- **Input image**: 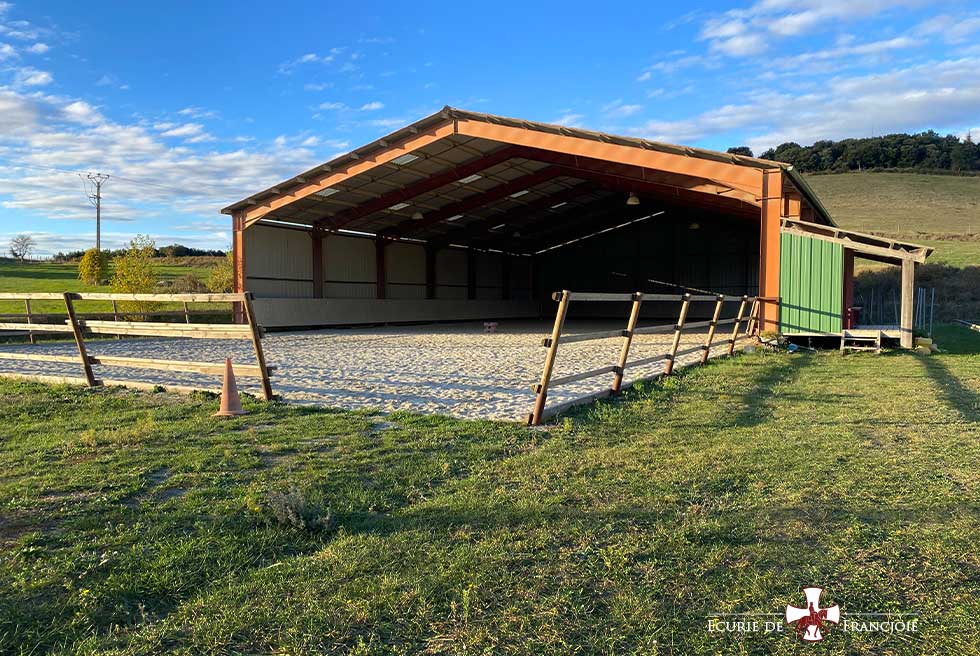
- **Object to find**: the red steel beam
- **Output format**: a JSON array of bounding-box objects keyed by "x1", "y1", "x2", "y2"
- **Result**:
[
  {"x1": 380, "y1": 166, "x2": 566, "y2": 239},
  {"x1": 427, "y1": 181, "x2": 596, "y2": 248},
  {"x1": 312, "y1": 145, "x2": 523, "y2": 231}
]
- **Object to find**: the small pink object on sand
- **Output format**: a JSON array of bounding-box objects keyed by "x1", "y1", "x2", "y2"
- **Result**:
[{"x1": 483, "y1": 321, "x2": 499, "y2": 333}]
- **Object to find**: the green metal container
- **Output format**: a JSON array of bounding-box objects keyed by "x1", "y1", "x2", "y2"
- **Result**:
[{"x1": 779, "y1": 232, "x2": 843, "y2": 333}]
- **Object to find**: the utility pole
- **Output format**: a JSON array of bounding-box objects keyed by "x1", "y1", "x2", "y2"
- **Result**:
[{"x1": 82, "y1": 173, "x2": 110, "y2": 251}]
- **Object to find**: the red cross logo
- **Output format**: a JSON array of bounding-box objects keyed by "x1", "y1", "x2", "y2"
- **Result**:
[{"x1": 786, "y1": 587, "x2": 840, "y2": 642}]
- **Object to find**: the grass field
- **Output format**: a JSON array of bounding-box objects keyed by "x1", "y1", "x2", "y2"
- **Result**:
[
  {"x1": 805, "y1": 172, "x2": 980, "y2": 236},
  {"x1": 0, "y1": 259, "x2": 220, "y2": 315},
  {"x1": 1, "y1": 324, "x2": 979, "y2": 654}
]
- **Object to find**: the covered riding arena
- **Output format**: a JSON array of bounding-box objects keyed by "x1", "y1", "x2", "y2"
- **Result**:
[
  {"x1": 216, "y1": 107, "x2": 932, "y2": 421},
  {"x1": 0, "y1": 108, "x2": 932, "y2": 422}
]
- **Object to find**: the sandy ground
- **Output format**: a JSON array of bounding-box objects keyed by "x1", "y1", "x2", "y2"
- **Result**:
[{"x1": 0, "y1": 321, "x2": 750, "y2": 421}]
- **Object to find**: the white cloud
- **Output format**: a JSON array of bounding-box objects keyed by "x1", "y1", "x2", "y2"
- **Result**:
[
  {"x1": 318, "y1": 101, "x2": 346, "y2": 110},
  {"x1": 552, "y1": 112, "x2": 584, "y2": 127},
  {"x1": 159, "y1": 123, "x2": 205, "y2": 138},
  {"x1": 16, "y1": 67, "x2": 52, "y2": 86},
  {"x1": 62, "y1": 100, "x2": 102, "y2": 125},
  {"x1": 27, "y1": 42, "x2": 48, "y2": 54},
  {"x1": 602, "y1": 100, "x2": 643, "y2": 118},
  {"x1": 360, "y1": 101, "x2": 384, "y2": 111},
  {"x1": 917, "y1": 12, "x2": 980, "y2": 44},
  {"x1": 0, "y1": 41, "x2": 14, "y2": 59},
  {"x1": 303, "y1": 82, "x2": 332, "y2": 92},
  {"x1": 636, "y1": 71, "x2": 651, "y2": 82},
  {"x1": 698, "y1": 0, "x2": 922, "y2": 57},
  {"x1": 623, "y1": 57, "x2": 980, "y2": 154}
]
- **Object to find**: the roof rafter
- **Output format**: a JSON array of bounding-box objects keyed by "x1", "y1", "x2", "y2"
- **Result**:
[
  {"x1": 311, "y1": 145, "x2": 525, "y2": 231},
  {"x1": 427, "y1": 181, "x2": 597, "y2": 248},
  {"x1": 379, "y1": 166, "x2": 567, "y2": 239}
]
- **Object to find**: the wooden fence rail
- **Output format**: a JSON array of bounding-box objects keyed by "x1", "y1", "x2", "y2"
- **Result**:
[
  {"x1": 528, "y1": 290, "x2": 764, "y2": 425},
  {"x1": 0, "y1": 291, "x2": 274, "y2": 400}
]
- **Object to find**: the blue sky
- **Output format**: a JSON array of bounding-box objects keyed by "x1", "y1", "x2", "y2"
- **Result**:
[{"x1": 1, "y1": 0, "x2": 978, "y2": 256}]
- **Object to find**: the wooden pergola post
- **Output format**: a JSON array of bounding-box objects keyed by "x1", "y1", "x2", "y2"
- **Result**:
[
  {"x1": 611, "y1": 292, "x2": 643, "y2": 393},
  {"x1": 24, "y1": 299, "x2": 36, "y2": 345},
  {"x1": 759, "y1": 169, "x2": 783, "y2": 333},
  {"x1": 699, "y1": 294, "x2": 725, "y2": 365},
  {"x1": 900, "y1": 259, "x2": 915, "y2": 348},
  {"x1": 530, "y1": 290, "x2": 570, "y2": 425}
]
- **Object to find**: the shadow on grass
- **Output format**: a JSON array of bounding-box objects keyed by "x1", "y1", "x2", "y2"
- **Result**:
[
  {"x1": 918, "y1": 354, "x2": 980, "y2": 423},
  {"x1": 730, "y1": 354, "x2": 813, "y2": 428}
]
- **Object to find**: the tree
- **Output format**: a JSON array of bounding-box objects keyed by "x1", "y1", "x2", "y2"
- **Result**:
[
  {"x1": 726, "y1": 146, "x2": 754, "y2": 157},
  {"x1": 9, "y1": 234, "x2": 35, "y2": 261},
  {"x1": 112, "y1": 235, "x2": 157, "y2": 314},
  {"x1": 207, "y1": 252, "x2": 235, "y2": 292},
  {"x1": 78, "y1": 248, "x2": 110, "y2": 285}
]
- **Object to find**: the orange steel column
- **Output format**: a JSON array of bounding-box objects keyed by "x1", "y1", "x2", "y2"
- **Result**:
[
  {"x1": 232, "y1": 212, "x2": 246, "y2": 294},
  {"x1": 759, "y1": 169, "x2": 783, "y2": 332}
]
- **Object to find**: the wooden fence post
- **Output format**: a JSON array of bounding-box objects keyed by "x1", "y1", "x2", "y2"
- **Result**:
[
  {"x1": 63, "y1": 292, "x2": 97, "y2": 387},
  {"x1": 699, "y1": 294, "x2": 725, "y2": 365},
  {"x1": 529, "y1": 290, "x2": 570, "y2": 426},
  {"x1": 24, "y1": 299, "x2": 36, "y2": 345},
  {"x1": 727, "y1": 296, "x2": 749, "y2": 356},
  {"x1": 664, "y1": 293, "x2": 691, "y2": 376},
  {"x1": 111, "y1": 299, "x2": 122, "y2": 339},
  {"x1": 242, "y1": 292, "x2": 274, "y2": 401},
  {"x1": 611, "y1": 292, "x2": 643, "y2": 393},
  {"x1": 746, "y1": 298, "x2": 761, "y2": 336},
  {"x1": 182, "y1": 301, "x2": 191, "y2": 324}
]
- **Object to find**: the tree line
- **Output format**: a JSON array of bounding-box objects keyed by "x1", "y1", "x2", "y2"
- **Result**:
[
  {"x1": 727, "y1": 131, "x2": 980, "y2": 174},
  {"x1": 52, "y1": 243, "x2": 226, "y2": 262}
]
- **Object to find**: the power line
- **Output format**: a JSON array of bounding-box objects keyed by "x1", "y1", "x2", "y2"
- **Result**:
[{"x1": 81, "y1": 173, "x2": 109, "y2": 251}]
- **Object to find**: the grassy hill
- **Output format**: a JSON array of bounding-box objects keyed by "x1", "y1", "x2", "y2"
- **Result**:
[
  {"x1": 805, "y1": 172, "x2": 980, "y2": 239},
  {"x1": 805, "y1": 172, "x2": 979, "y2": 322}
]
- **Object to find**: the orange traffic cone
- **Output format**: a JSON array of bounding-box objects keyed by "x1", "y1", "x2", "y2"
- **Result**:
[{"x1": 214, "y1": 357, "x2": 247, "y2": 417}]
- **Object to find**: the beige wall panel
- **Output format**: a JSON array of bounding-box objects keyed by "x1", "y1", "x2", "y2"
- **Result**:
[
  {"x1": 324, "y1": 282, "x2": 376, "y2": 299},
  {"x1": 246, "y1": 278, "x2": 313, "y2": 298},
  {"x1": 436, "y1": 248, "x2": 468, "y2": 287},
  {"x1": 324, "y1": 234, "x2": 376, "y2": 284},
  {"x1": 252, "y1": 298, "x2": 543, "y2": 328},
  {"x1": 387, "y1": 242, "x2": 426, "y2": 284},
  {"x1": 477, "y1": 252, "x2": 502, "y2": 287},
  {"x1": 244, "y1": 225, "x2": 312, "y2": 280}
]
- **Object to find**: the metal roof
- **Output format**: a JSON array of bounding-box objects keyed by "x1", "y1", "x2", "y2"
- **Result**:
[{"x1": 222, "y1": 106, "x2": 835, "y2": 226}]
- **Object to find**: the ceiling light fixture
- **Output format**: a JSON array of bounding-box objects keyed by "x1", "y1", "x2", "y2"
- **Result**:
[
  {"x1": 446, "y1": 214, "x2": 464, "y2": 222},
  {"x1": 315, "y1": 187, "x2": 340, "y2": 197},
  {"x1": 388, "y1": 202, "x2": 410, "y2": 211},
  {"x1": 550, "y1": 201, "x2": 568, "y2": 209},
  {"x1": 509, "y1": 189, "x2": 530, "y2": 198},
  {"x1": 411, "y1": 211, "x2": 424, "y2": 220},
  {"x1": 626, "y1": 192, "x2": 640, "y2": 206},
  {"x1": 458, "y1": 174, "x2": 482, "y2": 184}
]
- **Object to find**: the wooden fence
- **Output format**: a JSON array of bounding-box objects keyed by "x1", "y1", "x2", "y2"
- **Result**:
[
  {"x1": 0, "y1": 292, "x2": 274, "y2": 400},
  {"x1": 529, "y1": 291, "x2": 766, "y2": 425}
]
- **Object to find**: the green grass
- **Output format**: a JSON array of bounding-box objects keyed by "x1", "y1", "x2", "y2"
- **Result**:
[
  {"x1": 0, "y1": 259, "x2": 220, "y2": 316},
  {"x1": 2, "y1": 324, "x2": 979, "y2": 654},
  {"x1": 806, "y1": 172, "x2": 980, "y2": 236}
]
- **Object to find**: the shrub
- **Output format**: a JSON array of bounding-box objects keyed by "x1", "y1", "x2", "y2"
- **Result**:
[
  {"x1": 78, "y1": 248, "x2": 109, "y2": 285},
  {"x1": 172, "y1": 273, "x2": 207, "y2": 293},
  {"x1": 249, "y1": 484, "x2": 332, "y2": 532},
  {"x1": 207, "y1": 252, "x2": 235, "y2": 293},
  {"x1": 111, "y1": 235, "x2": 157, "y2": 315}
]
